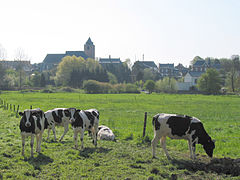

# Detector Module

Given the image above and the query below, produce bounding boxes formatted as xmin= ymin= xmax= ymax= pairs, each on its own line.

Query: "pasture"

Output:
xmin=0 ymin=92 xmax=240 ymax=179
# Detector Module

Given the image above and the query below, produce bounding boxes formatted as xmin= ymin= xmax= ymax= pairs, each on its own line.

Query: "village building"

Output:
xmin=99 ymin=55 xmax=122 ymax=67
xmin=40 ymin=37 xmax=95 ymax=71
xmin=0 ymin=60 xmax=32 ymax=72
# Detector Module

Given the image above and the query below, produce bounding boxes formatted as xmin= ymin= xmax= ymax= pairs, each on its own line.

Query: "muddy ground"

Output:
xmin=172 ymin=157 xmax=240 ymax=177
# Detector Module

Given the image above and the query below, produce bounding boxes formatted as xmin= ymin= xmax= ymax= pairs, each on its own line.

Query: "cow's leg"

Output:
xmin=160 ymin=136 xmax=170 ymax=160
xmin=188 ymin=139 xmax=194 ymax=159
xmin=151 ymin=130 xmax=161 ymax=158
xmin=47 ymin=128 xmax=51 ymax=140
xmin=59 ymin=122 xmax=69 ymax=141
xmin=80 ymin=128 xmax=85 ymax=150
xmin=192 ymin=143 xmax=196 ymax=160
xmin=30 ymin=134 xmax=34 ymax=157
xmin=51 ymin=126 xmax=57 ymax=141
xmin=73 ymin=129 xmax=78 ymax=149
xmin=21 ymin=134 xmax=25 ymax=156
xmin=36 ymin=134 xmax=40 ymax=152
xmin=36 ymin=133 xmax=43 ymax=153
xmin=91 ymin=126 xmax=98 ymax=147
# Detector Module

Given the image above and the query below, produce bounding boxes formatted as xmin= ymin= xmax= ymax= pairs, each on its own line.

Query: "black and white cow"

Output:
xmin=19 ymin=108 xmax=46 ymax=157
xmin=44 ymin=108 xmax=76 ymax=141
xmin=152 ymin=113 xmax=215 ymax=160
xmin=70 ymin=109 xmax=100 ymax=149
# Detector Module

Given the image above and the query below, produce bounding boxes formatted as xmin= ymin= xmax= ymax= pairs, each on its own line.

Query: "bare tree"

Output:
xmin=14 ymin=48 xmax=29 ymax=90
xmin=0 ymin=44 xmax=7 ymax=60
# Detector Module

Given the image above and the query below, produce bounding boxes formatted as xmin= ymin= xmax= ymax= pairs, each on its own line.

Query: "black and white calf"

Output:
xmin=19 ymin=108 xmax=46 ymax=157
xmin=97 ymin=125 xmax=115 ymax=141
xmin=44 ymin=108 xmax=76 ymax=141
xmin=70 ymin=109 xmax=100 ymax=149
xmin=152 ymin=113 xmax=215 ymax=160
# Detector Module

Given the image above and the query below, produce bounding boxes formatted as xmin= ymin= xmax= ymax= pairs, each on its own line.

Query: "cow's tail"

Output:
xmin=152 ymin=114 xmax=159 ymax=127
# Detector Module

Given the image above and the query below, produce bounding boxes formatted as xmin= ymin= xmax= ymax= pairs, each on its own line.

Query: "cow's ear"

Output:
xmin=64 ymin=110 xmax=70 ymax=117
xmin=92 ymin=111 xmax=97 ymax=117
xmin=19 ymin=112 xmax=24 ymax=116
xmin=77 ymin=109 xmax=81 ymax=113
xmin=213 ymin=139 xmax=216 ymax=143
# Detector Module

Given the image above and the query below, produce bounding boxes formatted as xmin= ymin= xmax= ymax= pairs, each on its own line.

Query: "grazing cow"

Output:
xmin=19 ymin=108 xmax=46 ymax=157
xmin=70 ymin=109 xmax=100 ymax=149
xmin=44 ymin=108 xmax=76 ymax=141
xmin=152 ymin=113 xmax=215 ymax=160
xmin=97 ymin=125 xmax=115 ymax=141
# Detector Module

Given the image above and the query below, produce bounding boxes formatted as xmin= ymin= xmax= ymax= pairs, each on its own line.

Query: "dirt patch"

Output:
xmin=207 ymin=158 xmax=240 ymax=176
xmin=172 ymin=157 xmax=240 ymax=177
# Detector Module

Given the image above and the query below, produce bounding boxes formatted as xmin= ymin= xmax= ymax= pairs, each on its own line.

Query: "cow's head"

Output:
xmin=64 ymin=108 xmax=76 ymax=123
xmin=19 ymin=108 xmax=44 ymax=127
xmin=90 ymin=109 xmax=100 ymax=120
xmin=69 ymin=109 xmax=81 ymax=124
xmin=203 ymin=138 xmax=215 ymax=158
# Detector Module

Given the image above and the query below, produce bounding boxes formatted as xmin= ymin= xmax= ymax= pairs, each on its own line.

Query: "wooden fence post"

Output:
xmin=30 ymin=105 xmax=32 ymax=109
xmin=143 ymin=112 xmax=147 ymax=137
xmin=16 ymin=105 xmax=19 ymax=118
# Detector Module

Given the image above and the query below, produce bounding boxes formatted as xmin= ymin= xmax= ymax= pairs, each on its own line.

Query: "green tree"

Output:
xmin=55 ymin=56 xmax=108 ymax=88
xmin=40 ymin=73 xmax=46 ymax=87
xmin=155 ymin=77 xmax=177 ymax=93
xmin=191 ymin=56 xmax=204 ymax=65
xmin=220 ymin=57 xmax=240 ymax=92
xmin=30 ymin=73 xmax=41 ymax=87
xmin=107 ymin=72 xmax=118 ymax=84
xmin=0 ymin=63 xmax=6 ymax=89
xmin=197 ymin=68 xmax=221 ymax=94
xmin=143 ymin=69 xmax=154 ymax=81
xmin=144 ymin=80 xmax=155 ymax=94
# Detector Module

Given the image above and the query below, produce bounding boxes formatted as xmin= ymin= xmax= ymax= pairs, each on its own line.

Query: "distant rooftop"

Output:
xmin=136 ymin=61 xmax=158 ymax=69
xmin=99 ymin=55 xmax=122 ymax=64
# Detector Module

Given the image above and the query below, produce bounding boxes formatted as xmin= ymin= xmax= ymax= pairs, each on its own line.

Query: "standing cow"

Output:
xmin=19 ymin=108 xmax=46 ymax=157
xmin=70 ymin=109 xmax=100 ymax=150
xmin=152 ymin=113 xmax=215 ymax=160
xmin=44 ymin=108 xmax=76 ymax=141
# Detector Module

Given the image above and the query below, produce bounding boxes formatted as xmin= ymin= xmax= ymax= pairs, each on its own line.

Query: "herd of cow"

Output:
xmin=19 ymin=108 xmax=215 ymax=160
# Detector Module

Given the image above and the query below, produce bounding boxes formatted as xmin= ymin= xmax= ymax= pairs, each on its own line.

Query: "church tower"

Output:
xmin=84 ymin=37 xmax=95 ymax=59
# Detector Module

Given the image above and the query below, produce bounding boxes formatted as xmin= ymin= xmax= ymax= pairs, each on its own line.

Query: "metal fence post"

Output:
xmin=143 ymin=112 xmax=147 ymax=137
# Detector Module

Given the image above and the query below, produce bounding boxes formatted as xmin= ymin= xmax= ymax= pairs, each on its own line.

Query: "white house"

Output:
xmin=177 ymin=71 xmax=204 ymax=91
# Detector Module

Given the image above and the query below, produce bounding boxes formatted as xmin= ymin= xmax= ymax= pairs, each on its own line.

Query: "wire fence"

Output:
xmin=0 ymin=98 xmax=148 ymax=137
xmin=0 ymin=98 xmax=32 ymax=118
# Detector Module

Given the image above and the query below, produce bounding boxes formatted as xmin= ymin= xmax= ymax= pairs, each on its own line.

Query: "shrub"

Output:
xmin=59 ymin=87 xmax=75 ymax=92
xmin=83 ymin=80 xmax=101 ymax=94
xmin=125 ymin=83 xmax=140 ymax=93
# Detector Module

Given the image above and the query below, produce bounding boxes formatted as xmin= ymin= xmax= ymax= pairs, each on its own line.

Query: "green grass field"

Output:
xmin=0 ymin=92 xmax=240 ymax=179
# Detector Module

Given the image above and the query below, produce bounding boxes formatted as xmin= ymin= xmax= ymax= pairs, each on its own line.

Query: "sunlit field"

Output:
xmin=0 ymin=92 xmax=240 ymax=179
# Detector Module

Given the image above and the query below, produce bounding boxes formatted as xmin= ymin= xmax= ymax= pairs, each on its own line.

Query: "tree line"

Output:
xmin=0 ymin=54 xmax=240 ymax=95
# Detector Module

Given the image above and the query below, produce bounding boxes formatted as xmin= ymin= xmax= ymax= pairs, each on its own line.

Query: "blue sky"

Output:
xmin=0 ymin=0 xmax=239 ymax=66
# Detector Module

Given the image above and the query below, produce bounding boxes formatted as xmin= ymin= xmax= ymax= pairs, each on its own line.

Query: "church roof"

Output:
xmin=43 ymin=54 xmax=65 ymax=64
xmin=43 ymin=51 xmax=88 ymax=64
xmin=65 ymin=51 xmax=88 ymax=59
xmin=86 ymin=37 xmax=94 ymax=45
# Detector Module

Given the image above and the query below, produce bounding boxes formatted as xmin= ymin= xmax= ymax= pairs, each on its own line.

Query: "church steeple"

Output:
xmin=84 ymin=37 xmax=95 ymax=59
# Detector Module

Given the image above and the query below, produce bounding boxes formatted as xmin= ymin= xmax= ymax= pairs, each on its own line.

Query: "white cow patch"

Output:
xmin=97 ymin=125 xmax=115 ymax=141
